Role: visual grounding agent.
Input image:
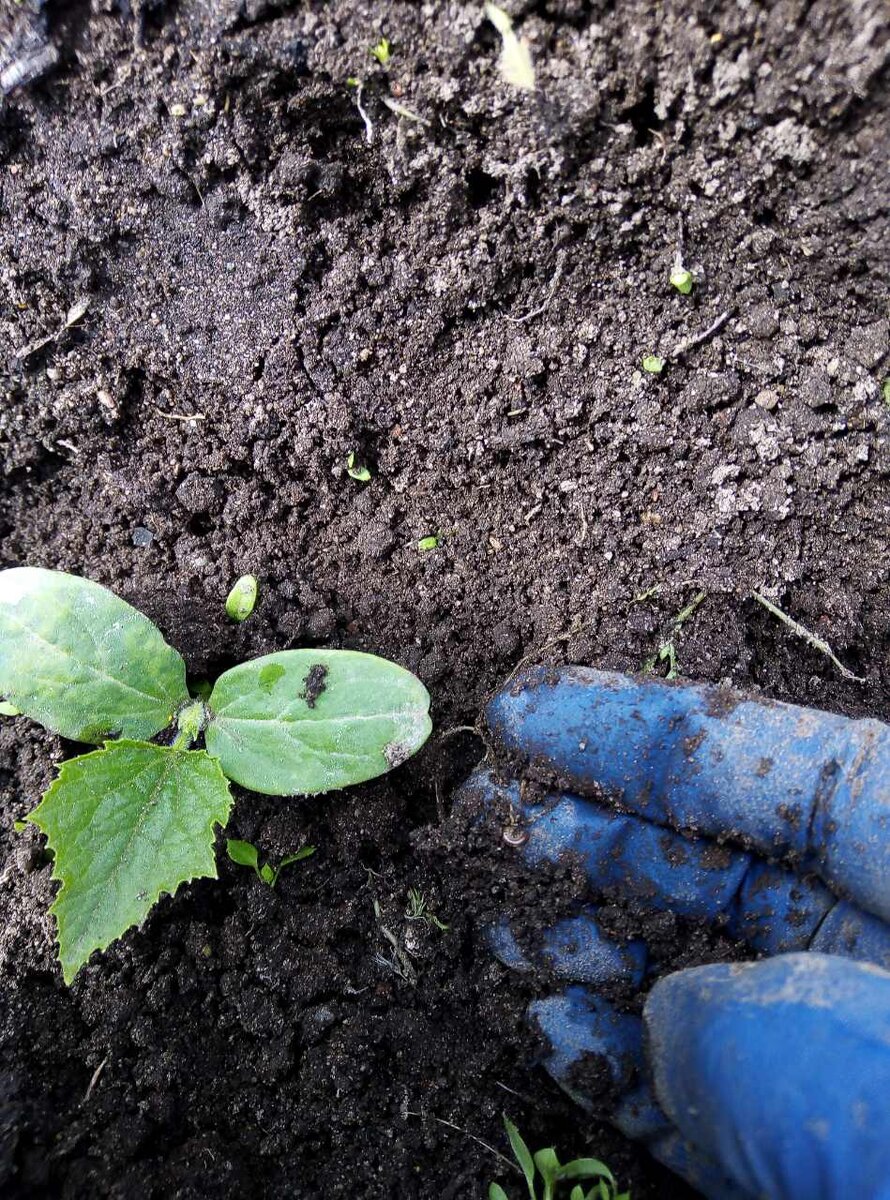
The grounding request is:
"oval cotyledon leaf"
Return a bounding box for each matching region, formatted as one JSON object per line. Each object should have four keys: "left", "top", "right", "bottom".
{"left": 0, "top": 568, "right": 189, "bottom": 742}
{"left": 205, "top": 649, "right": 432, "bottom": 795}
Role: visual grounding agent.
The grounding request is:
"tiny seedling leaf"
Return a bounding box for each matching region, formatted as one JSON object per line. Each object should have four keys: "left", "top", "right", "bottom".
{"left": 670, "top": 268, "right": 694, "bottom": 295}
{"left": 504, "top": 1117, "right": 537, "bottom": 1198}
{"left": 226, "top": 574, "right": 258, "bottom": 622}
{"left": 0, "top": 568, "right": 189, "bottom": 742}
{"left": 30, "top": 741, "right": 233, "bottom": 983}
{"left": 418, "top": 535, "right": 439, "bottom": 552}
{"left": 569, "top": 1189, "right": 584, "bottom": 1200}
{"left": 882, "top": 379, "right": 890, "bottom": 405}
{"left": 642, "top": 355, "right": 665, "bottom": 374}
{"left": 206, "top": 649, "right": 432, "bottom": 795}
{"left": 559, "top": 1158, "right": 616, "bottom": 1185}
{"left": 226, "top": 838, "right": 259, "bottom": 870}
{"left": 0, "top": 700, "right": 20, "bottom": 716}
{"left": 485, "top": 3, "right": 536, "bottom": 92}
{"left": 346, "top": 452, "right": 372, "bottom": 482}
{"left": 370, "top": 37, "right": 392, "bottom": 65}
{"left": 489, "top": 1187, "right": 510, "bottom": 1200}
{"left": 260, "top": 863, "right": 276, "bottom": 885}
{"left": 280, "top": 846, "right": 316, "bottom": 868}
{"left": 534, "top": 1146, "right": 561, "bottom": 1190}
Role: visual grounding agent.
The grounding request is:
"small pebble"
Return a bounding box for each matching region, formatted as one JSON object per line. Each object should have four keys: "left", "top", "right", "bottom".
{"left": 132, "top": 527, "right": 154, "bottom": 548}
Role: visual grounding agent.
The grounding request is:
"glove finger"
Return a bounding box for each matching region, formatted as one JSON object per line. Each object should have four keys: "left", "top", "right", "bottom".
{"left": 488, "top": 907, "right": 647, "bottom": 989}
{"left": 487, "top": 667, "right": 890, "bottom": 923}
{"left": 530, "top": 987, "right": 752, "bottom": 1200}
{"left": 646, "top": 954, "right": 890, "bottom": 1200}
{"left": 468, "top": 767, "right": 890, "bottom": 969}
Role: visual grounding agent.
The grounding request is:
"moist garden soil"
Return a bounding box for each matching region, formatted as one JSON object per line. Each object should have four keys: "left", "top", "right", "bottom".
{"left": 0, "top": 0, "right": 888, "bottom": 1196}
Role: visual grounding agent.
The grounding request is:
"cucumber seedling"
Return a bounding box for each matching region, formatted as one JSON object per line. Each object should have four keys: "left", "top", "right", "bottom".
{"left": 0, "top": 568, "right": 432, "bottom": 983}
{"left": 490, "top": 1118, "right": 629, "bottom": 1200}
{"left": 226, "top": 838, "right": 315, "bottom": 888}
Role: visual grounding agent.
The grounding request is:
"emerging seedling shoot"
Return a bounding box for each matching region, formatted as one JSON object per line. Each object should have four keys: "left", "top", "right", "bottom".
{"left": 0, "top": 568, "right": 432, "bottom": 982}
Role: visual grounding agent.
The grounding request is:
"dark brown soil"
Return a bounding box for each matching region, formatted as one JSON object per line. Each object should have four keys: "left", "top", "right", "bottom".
{"left": 1, "top": 1, "right": 888, "bottom": 1197}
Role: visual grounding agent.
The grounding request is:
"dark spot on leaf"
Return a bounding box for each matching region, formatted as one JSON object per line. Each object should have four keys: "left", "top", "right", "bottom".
{"left": 259, "top": 663, "right": 286, "bottom": 691}
{"left": 301, "top": 664, "right": 328, "bottom": 708}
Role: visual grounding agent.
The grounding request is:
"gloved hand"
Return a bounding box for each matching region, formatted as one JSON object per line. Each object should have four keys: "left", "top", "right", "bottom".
{"left": 466, "top": 667, "right": 890, "bottom": 1200}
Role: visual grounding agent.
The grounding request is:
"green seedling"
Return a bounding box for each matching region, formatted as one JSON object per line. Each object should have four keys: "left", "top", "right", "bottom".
{"left": 641, "top": 354, "right": 665, "bottom": 374}
{"left": 405, "top": 887, "right": 449, "bottom": 931}
{"left": 226, "top": 573, "right": 258, "bottom": 622}
{"left": 670, "top": 267, "right": 694, "bottom": 295}
{"left": 0, "top": 700, "right": 20, "bottom": 716}
{"left": 370, "top": 37, "right": 392, "bottom": 66}
{"left": 347, "top": 452, "right": 372, "bottom": 482}
{"left": 882, "top": 379, "right": 890, "bottom": 406}
{"left": 418, "top": 535, "right": 439, "bottom": 552}
{"left": 226, "top": 838, "right": 315, "bottom": 887}
{"left": 490, "top": 1118, "right": 629, "bottom": 1200}
{"left": 642, "top": 590, "right": 707, "bottom": 679}
{"left": 0, "top": 567, "right": 432, "bottom": 982}
{"left": 484, "top": 2, "right": 536, "bottom": 92}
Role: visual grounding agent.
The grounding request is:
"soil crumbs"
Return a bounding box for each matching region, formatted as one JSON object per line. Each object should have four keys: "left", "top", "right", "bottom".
{"left": 1, "top": 0, "right": 888, "bottom": 1197}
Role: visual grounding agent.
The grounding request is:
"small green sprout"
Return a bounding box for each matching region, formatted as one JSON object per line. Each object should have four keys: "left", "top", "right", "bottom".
{"left": 643, "top": 590, "right": 707, "bottom": 680}
{"left": 642, "top": 355, "right": 665, "bottom": 374}
{"left": 13, "top": 820, "right": 27, "bottom": 833}
{"left": 418, "top": 535, "right": 439, "bottom": 552}
{"left": 370, "top": 37, "right": 392, "bottom": 66}
{"left": 405, "top": 887, "right": 449, "bottom": 931}
{"left": 347, "top": 452, "right": 372, "bottom": 482}
{"left": 670, "top": 267, "right": 694, "bottom": 295}
{"left": 346, "top": 76, "right": 360, "bottom": 88}
{"left": 882, "top": 379, "right": 890, "bottom": 406}
{"left": 490, "top": 1118, "right": 630, "bottom": 1200}
{"left": 0, "top": 567, "right": 432, "bottom": 982}
{"left": 226, "top": 574, "right": 258, "bottom": 622}
{"left": 226, "top": 838, "right": 315, "bottom": 888}
{"left": 0, "top": 700, "right": 20, "bottom": 716}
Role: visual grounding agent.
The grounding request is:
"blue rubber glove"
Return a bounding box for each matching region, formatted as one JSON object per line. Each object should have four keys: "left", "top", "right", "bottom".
{"left": 468, "top": 667, "right": 890, "bottom": 1200}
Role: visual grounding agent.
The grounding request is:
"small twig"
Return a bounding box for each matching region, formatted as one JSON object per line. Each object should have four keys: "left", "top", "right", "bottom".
{"left": 403, "top": 1111, "right": 519, "bottom": 1174}
{"left": 82, "top": 1056, "right": 108, "bottom": 1103}
{"left": 154, "top": 408, "right": 206, "bottom": 422}
{"left": 381, "top": 97, "right": 430, "bottom": 126}
{"left": 752, "top": 592, "right": 865, "bottom": 683}
{"left": 674, "top": 213, "right": 687, "bottom": 272}
{"left": 355, "top": 84, "right": 374, "bottom": 144}
{"left": 506, "top": 251, "right": 566, "bottom": 324}
{"left": 668, "top": 308, "right": 733, "bottom": 360}
{"left": 438, "top": 724, "right": 482, "bottom": 742}
{"left": 573, "top": 495, "right": 589, "bottom": 547}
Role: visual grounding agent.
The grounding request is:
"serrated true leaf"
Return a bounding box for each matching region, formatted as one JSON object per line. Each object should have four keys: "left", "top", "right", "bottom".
{"left": 0, "top": 568, "right": 189, "bottom": 742}
{"left": 205, "top": 649, "right": 432, "bottom": 795}
{"left": 30, "top": 741, "right": 233, "bottom": 983}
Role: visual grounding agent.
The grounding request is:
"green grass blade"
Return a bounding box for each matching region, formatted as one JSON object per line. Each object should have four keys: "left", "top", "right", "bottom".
{"left": 503, "top": 1118, "right": 537, "bottom": 1199}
